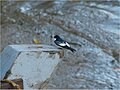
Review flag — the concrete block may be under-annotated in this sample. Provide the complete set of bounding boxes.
[0,44,63,89]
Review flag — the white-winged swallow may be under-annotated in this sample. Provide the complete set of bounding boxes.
[54,35,76,52]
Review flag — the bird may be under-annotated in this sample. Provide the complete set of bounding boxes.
[54,35,76,52]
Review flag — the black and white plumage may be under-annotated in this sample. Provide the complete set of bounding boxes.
[54,35,76,52]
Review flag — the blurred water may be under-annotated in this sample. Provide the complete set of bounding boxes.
[91,2,120,34]
[1,0,120,50]
[1,1,119,34]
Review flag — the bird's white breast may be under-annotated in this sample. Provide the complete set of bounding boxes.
[54,38,56,41]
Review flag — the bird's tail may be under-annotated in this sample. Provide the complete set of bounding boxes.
[68,47,76,52]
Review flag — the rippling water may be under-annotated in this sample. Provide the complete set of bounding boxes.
[1,0,120,49]
[90,1,120,34]
[1,1,120,34]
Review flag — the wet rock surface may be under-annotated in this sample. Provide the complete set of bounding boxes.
[1,0,120,89]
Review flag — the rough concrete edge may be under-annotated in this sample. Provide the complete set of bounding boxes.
[0,44,64,80]
[0,45,20,80]
[8,44,61,51]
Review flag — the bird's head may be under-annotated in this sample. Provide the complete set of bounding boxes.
[54,35,60,41]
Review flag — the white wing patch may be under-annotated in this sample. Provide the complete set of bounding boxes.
[59,43,66,46]
[65,42,70,47]
[59,42,70,47]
